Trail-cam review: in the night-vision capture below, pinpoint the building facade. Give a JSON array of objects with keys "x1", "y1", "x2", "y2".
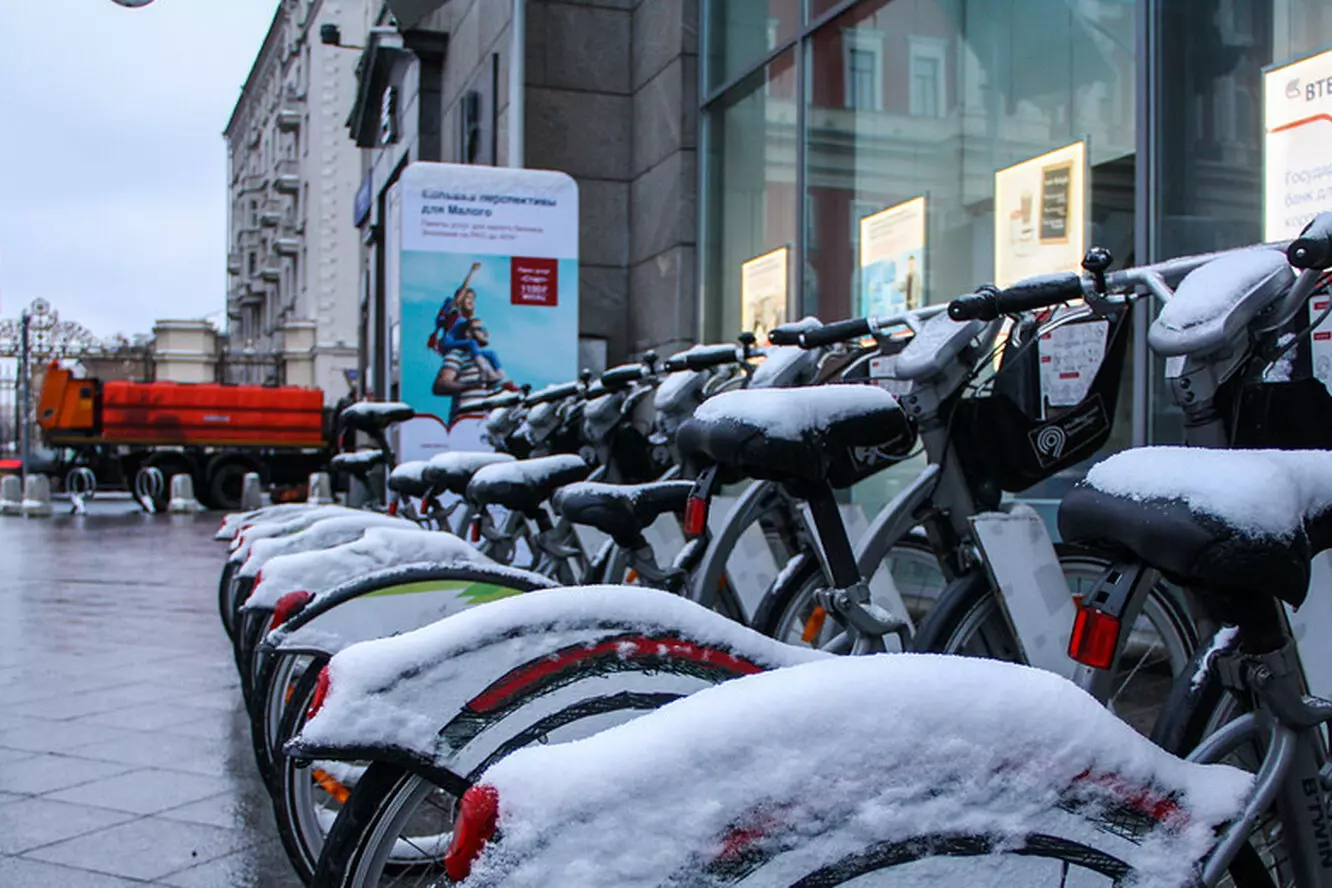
[{"x1": 224, "y1": 0, "x2": 367, "y2": 402}]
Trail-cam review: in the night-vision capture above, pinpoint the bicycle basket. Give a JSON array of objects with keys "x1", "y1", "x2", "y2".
[{"x1": 952, "y1": 303, "x2": 1132, "y2": 494}]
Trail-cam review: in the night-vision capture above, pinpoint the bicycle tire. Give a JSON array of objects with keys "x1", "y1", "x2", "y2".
[
  {"x1": 218, "y1": 560, "x2": 238, "y2": 641},
  {"x1": 310, "y1": 762, "x2": 465, "y2": 888},
  {"x1": 910, "y1": 545, "x2": 1198, "y2": 736},
  {"x1": 273, "y1": 654, "x2": 340, "y2": 883},
  {"x1": 251, "y1": 650, "x2": 317, "y2": 790},
  {"x1": 753, "y1": 536, "x2": 940, "y2": 646}
]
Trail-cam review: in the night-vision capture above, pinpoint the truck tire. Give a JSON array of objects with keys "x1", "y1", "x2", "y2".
[{"x1": 205, "y1": 460, "x2": 250, "y2": 512}]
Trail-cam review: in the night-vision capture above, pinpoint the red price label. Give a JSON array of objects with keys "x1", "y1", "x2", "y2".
[{"x1": 510, "y1": 257, "x2": 559, "y2": 306}]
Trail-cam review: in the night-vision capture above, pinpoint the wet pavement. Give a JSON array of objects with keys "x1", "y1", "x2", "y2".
[{"x1": 0, "y1": 498, "x2": 303, "y2": 887}]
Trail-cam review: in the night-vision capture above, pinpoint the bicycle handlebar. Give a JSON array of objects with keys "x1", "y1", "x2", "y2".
[
  {"x1": 662, "y1": 344, "x2": 743, "y2": 372},
  {"x1": 599, "y1": 363, "x2": 648, "y2": 391},
  {"x1": 767, "y1": 324, "x2": 805, "y2": 346},
  {"x1": 800, "y1": 317, "x2": 873, "y2": 348},
  {"x1": 1289, "y1": 213, "x2": 1332, "y2": 269},
  {"x1": 948, "y1": 275, "x2": 1085, "y2": 321}
]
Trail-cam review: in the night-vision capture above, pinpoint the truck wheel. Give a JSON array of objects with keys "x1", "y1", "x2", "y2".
[{"x1": 206, "y1": 461, "x2": 249, "y2": 512}]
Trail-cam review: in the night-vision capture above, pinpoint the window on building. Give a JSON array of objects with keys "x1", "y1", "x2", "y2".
[
  {"x1": 909, "y1": 51, "x2": 941, "y2": 117},
  {"x1": 842, "y1": 30, "x2": 883, "y2": 110},
  {"x1": 248, "y1": 253, "x2": 256, "y2": 275}
]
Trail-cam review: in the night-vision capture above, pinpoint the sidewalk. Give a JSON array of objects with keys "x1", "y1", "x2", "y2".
[{"x1": 0, "y1": 503, "x2": 302, "y2": 887}]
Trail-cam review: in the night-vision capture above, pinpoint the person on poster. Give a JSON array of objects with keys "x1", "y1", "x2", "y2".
[
  {"x1": 899, "y1": 255, "x2": 922, "y2": 310},
  {"x1": 427, "y1": 261, "x2": 506, "y2": 380},
  {"x1": 431, "y1": 318, "x2": 516, "y2": 424}
]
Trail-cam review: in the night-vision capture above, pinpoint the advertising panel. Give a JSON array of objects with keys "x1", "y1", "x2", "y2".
[
  {"x1": 858, "y1": 196, "x2": 926, "y2": 317},
  {"x1": 741, "y1": 247, "x2": 789, "y2": 344},
  {"x1": 392, "y1": 162, "x2": 579, "y2": 461},
  {"x1": 1264, "y1": 47, "x2": 1332, "y2": 391},
  {"x1": 993, "y1": 141, "x2": 1087, "y2": 288}
]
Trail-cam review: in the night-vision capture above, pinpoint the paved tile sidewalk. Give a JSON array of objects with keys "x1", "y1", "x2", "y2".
[{"x1": 0, "y1": 502, "x2": 302, "y2": 887}]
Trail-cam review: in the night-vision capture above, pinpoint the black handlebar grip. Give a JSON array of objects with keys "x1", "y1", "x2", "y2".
[
  {"x1": 800, "y1": 317, "x2": 873, "y2": 349},
  {"x1": 994, "y1": 273, "x2": 1084, "y2": 315},
  {"x1": 599, "y1": 364, "x2": 646, "y2": 390},
  {"x1": 948, "y1": 290, "x2": 998, "y2": 321},
  {"x1": 767, "y1": 324, "x2": 805, "y2": 346},
  {"x1": 1289, "y1": 214, "x2": 1332, "y2": 269}
]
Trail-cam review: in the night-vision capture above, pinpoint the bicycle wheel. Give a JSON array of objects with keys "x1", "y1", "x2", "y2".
[
  {"x1": 309, "y1": 762, "x2": 463, "y2": 888},
  {"x1": 251, "y1": 651, "x2": 320, "y2": 789},
  {"x1": 1150, "y1": 633, "x2": 1288, "y2": 888},
  {"x1": 218, "y1": 560, "x2": 238, "y2": 640},
  {"x1": 754, "y1": 537, "x2": 942, "y2": 648},
  {"x1": 911, "y1": 545, "x2": 1197, "y2": 736}
]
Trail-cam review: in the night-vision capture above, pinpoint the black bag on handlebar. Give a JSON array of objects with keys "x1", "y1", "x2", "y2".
[{"x1": 950, "y1": 304, "x2": 1132, "y2": 495}]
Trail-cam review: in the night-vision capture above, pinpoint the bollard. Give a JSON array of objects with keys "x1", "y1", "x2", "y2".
[
  {"x1": 1, "y1": 475, "x2": 22, "y2": 515},
  {"x1": 240, "y1": 472, "x2": 263, "y2": 510},
  {"x1": 20, "y1": 474, "x2": 53, "y2": 518},
  {"x1": 167, "y1": 473, "x2": 204, "y2": 513},
  {"x1": 307, "y1": 472, "x2": 334, "y2": 505}
]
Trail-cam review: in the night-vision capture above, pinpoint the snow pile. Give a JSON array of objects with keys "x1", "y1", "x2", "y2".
[
  {"x1": 470, "y1": 655, "x2": 1251, "y2": 888},
  {"x1": 1151, "y1": 249, "x2": 1292, "y2": 357},
  {"x1": 341, "y1": 401, "x2": 413, "y2": 420},
  {"x1": 388, "y1": 460, "x2": 430, "y2": 491},
  {"x1": 228, "y1": 505, "x2": 361, "y2": 561},
  {"x1": 238, "y1": 513, "x2": 407, "y2": 578},
  {"x1": 692, "y1": 384, "x2": 898, "y2": 442},
  {"x1": 1086, "y1": 447, "x2": 1332, "y2": 538},
  {"x1": 427, "y1": 451, "x2": 514, "y2": 475},
  {"x1": 330, "y1": 449, "x2": 384, "y2": 469},
  {"x1": 297, "y1": 586, "x2": 828, "y2": 760},
  {"x1": 469, "y1": 455, "x2": 588, "y2": 492},
  {"x1": 243, "y1": 526, "x2": 492, "y2": 611},
  {"x1": 896, "y1": 311, "x2": 979, "y2": 380},
  {"x1": 215, "y1": 503, "x2": 317, "y2": 541},
  {"x1": 749, "y1": 344, "x2": 819, "y2": 389}
]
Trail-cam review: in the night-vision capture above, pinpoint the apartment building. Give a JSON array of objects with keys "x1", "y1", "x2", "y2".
[{"x1": 223, "y1": 0, "x2": 368, "y2": 402}]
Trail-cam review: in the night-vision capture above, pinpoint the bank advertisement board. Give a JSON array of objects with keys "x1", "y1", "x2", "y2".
[
  {"x1": 993, "y1": 141, "x2": 1087, "y2": 288},
  {"x1": 392, "y1": 162, "x2": 579, "y2": 461},
  {"x1": 858, "y1": 197, "x2": 926, "y2": 317},
  {"x1": 1265, "y1": 48, "x2": 1332, "y2": 391},
  {"x1": 741, "y1": 247, "x2": 789, "y2": 344}
]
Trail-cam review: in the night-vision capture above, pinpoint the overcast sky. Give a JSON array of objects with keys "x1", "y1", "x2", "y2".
[{"x1": 0, "y1": 0, "x2": 281, "y2": 339}]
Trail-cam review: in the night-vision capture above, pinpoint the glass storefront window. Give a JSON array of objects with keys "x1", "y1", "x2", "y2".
[
  {"x1": 704, "y1": 0, "x2": 800, "y2": 92},
  {"x1": 1149, "y1": 0, "x2": 1332, "y2": 443},
  {"x1": 701, "y1": 50, "x2": 799, "y2": 343}
]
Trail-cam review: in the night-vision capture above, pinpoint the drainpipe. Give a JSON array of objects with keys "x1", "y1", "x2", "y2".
[{"x1": 509, "y1": 0, "x2": 524, "y2": 168}]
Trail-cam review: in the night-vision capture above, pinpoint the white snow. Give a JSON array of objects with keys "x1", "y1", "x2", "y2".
[
  {"x1": 1191, "y1": 626, "x2": 1240, "y2": 692},
  {"x1": 237, "y1": 513, "x2": 408, "y2": 578},
  {"x1": 1086, "y1": 447, "x2": 1332, "y2": 538},
  {"x1": 749, "y1": 344, "x2": 818, "y2": 389},
  {"x1": 341, "y1": 401, "x2": 413, "y2": 419},
  {"x1": 468, "y1": 654, "x2": 1251, "y2": 888},
  {"x1": 1263, "y1": 333, "x2": 1297, "y2": 383},
  {"x1": 469, "y1": 455, "x2": 589, "y2": 493},
  {"x1": 228, "y1": 505, "x2": 362, "y2": 562},
  {"x1": 896, "y1": 311, "x2": 977, "y2": 379},
  {"x1": 296, "y1": 586, "x2": 827, "y2": 763},
  {"x1": 215, "y1": 503, "x2": 317, "y2": 540},
  {"x1": 388, "y1": 460, "x2": 429, "y2": 487},
  {"x1": 1153, "y1": 249, "x2": 1291, "y2": 349},
  {"x1": 427, "y1": 451, "x2": 515, "y2": 475},
  {"x1": 242, "y1": 526, "x2": 493, "y2": 611},
  {"x1": 692, "y1": 384, "x2": 898, "y2": 442},
  {"x1": 330, "y1": 449, "x2": 384, "y2": 469}
]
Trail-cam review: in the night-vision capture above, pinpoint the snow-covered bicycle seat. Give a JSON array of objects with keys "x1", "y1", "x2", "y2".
[
  {"x1": 894, "y1": 312, "x2": 984, "y2": 382},
  {"x1": 423, "y1": 451, "x2": 516, "y2": 496},
  {"x1": 466, "y1": 454, "x2": 592, "y2": 517},
  {"x1": 553, "y1": 480, "x2": 694, "y2": 549},
  {"x1": 387, "y1": 460, "x2": 432, "y2": 499},
  {"x1": 677, "y1": 384, "x2": 912, "y2": 488},
  {"x1": 1059, "y1": 447, "x2": 1332, "y2": 606},
  {"x1": 340, "y1": 400, "x2": 415, "y2": 433},
  {"x1": 1148, "y1": 248, "x2": 1293, "y2": 358},
  {"x1": 329, "y1": 449, "x2": 385, "y2": 473}
]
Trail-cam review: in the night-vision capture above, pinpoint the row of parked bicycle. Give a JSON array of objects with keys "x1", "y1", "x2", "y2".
[{"x1": 214, "y1": 214, "x2": 1332, "y2": 886}]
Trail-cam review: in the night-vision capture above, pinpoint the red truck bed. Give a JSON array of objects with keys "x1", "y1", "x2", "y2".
[{"x1": 99, "y1": 381, "x2": 325, "y2": 447}]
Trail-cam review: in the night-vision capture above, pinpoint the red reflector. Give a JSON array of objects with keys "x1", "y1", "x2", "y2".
[
  {"x1": 388, "y1": 500, "x2": 399, "y2": 516},
  {"x1": 1069, "y1": 606, "x2": 1121, "y2": 671},
  {"x1": 470, "y1": 518, "x2": 481, "y2": 543},
  {"x1": 683, "y1": 495, "x2": 708, "y2": 537},
  {"x1": 270, "y1": 590, "x2": 314, "y2": 631},
  {"x1": 445, "y1": 784, "x2": 500, "y2": 882},
  {"x1": 307, "y1": 665, "x2": 331, "y2": 719}
]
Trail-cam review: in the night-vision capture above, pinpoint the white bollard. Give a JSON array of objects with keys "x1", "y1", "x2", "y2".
[
  {"x1": 20, "y1": 474, "x2": 53, "y2": 518},
  {"x1": 240, "y1": 472, "x2": 263, "y2": 510},
  {"x1": 307, "y1": 471, "x2": 334, "y2": 505},
  {"x1": 167, "y1": 473, "x2": 204, "y2": 513},
  {"x1": 0, "y1": 475, "x2": 21, "y2": 515}
]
